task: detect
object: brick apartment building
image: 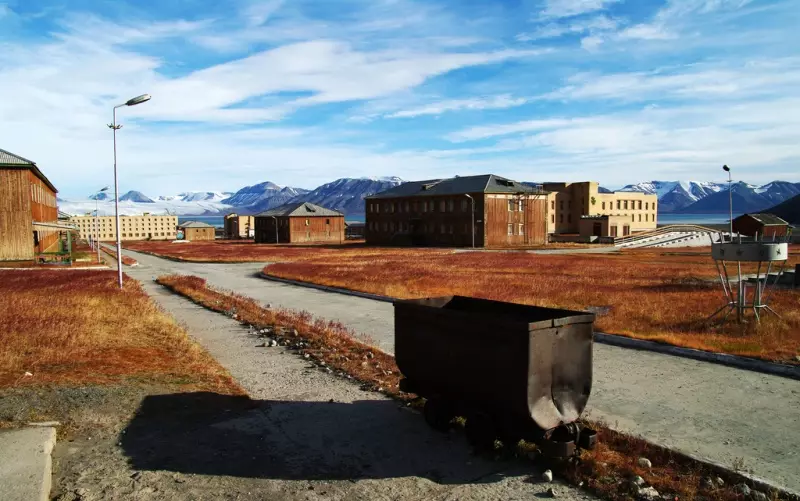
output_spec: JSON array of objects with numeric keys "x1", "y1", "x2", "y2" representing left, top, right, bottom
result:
[
  {"x1": 544, "y1": 182, "x2": 658, "y2": 237},
  {"x1": 364, "y1": 174, "x2": 548, "y2": 247},
  {"x1": 69, "y1": 213, "x2": 178, "y2": 241},
  {"x1": 0, "y1": 148, "x2": 63, "y2": 261}
]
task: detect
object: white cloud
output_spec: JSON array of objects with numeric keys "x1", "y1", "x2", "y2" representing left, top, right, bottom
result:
[
  {"x1": 618, "y1": 23, "x2": 676, "y2": 40},
  {"x1": 447, "y1": 118, "x2": 579, "y2": 142},
  {"x1": 539, "y1": 0, "x2": 622, "y2": 20},
  {"x1": 386, "y1": 94, "x2": 529, "y2": 118},
  {"x1": 241, "y1": 0, "x2": 285, "y2": 27},
  {"x1": 517, "y1": 15, "x2": 618, "y2": 41}
]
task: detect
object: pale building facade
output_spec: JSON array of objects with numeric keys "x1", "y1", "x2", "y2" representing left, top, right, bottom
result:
[
  {"x1": 69, "y1": 213, "x2": 178, "y2": 241},
  {"x1": 544, "y1": 182, "x2": 658, "y2": 237}
]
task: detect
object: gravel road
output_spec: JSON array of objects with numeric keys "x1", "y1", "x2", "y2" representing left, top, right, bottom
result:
[{"x1": 122, "y1": 248, "x2": 800, "y2": 492}]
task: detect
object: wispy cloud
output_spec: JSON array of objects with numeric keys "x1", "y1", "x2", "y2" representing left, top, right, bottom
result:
[
  {"x1": 386, "y1": 94, "x2": 529, "y2": 118},
  {"x1": 538, "y1": 0, "x2": 622, "y2": 20}
]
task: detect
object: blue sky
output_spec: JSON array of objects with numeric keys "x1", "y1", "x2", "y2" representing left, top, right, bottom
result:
[{"x1": 1, "y1": 0, "x2": 798, "y2": 197}]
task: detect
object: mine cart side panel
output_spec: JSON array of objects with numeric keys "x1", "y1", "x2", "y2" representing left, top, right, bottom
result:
[
  {"x1": 528, "y1": 321, "x2": 593, "y2": 431},
  {"x1": 395, "y1": 301, "x2": 531, "y2": 417}
]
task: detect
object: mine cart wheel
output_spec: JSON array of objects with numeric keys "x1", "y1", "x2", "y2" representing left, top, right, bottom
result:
[
  {"x1": 465, "y1": 412, "x2": 497, "y2": 451},
  {"x1": 423, "y1": 397, "x2": 454, "y2": 432}
]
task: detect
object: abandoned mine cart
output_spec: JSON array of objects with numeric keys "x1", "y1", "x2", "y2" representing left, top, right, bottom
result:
[{"x1": 395, "y1": 296, "x2": 596, "y2": 457}]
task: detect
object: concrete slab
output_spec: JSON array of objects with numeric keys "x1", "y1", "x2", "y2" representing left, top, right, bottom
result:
[{"x1": 0, "y1": 427, "x2": 56, "y2": 501}]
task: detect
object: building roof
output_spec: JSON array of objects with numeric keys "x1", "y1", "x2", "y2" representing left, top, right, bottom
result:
[
  {"x1": 0, "y1": 148, "x2": 58, "y2": 193},
  {"x1": 366, "y1": 174, "x2": 543, "y2": 199},
  {"x1": 739, "y1": 213, "x2": 789, "y2": 226},
  {"x1": 178, "y1": 220, "x2": 215, "y2": 228},
  {"x1": 254, "y1": 202, "x2": 343, "y2": 217}
]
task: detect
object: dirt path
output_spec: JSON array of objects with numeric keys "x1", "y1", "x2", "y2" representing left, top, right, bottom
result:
[
  {"x1": 122, "y1": 248, "x2": 800, "y2": 492},
  {"x1": 59, "y1": 272, "x2": 595, "y2": 501}
]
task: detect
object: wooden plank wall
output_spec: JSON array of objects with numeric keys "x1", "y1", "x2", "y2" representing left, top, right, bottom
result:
[
  {"x1": 185, "y1": 227, "x2": 215, "y2": 241},
  {"x1": 485, "y1": 194, "x2": 547, "y2": 247},
  {"x1": 28, "y1": 171, "x2": 60, "y2": 253},
  {"x1": 0, "y1": 169, "x2": 34, "y2": 260},
  {"x1": 289, "y1": 216, "x2": 344, "y2": 243}
]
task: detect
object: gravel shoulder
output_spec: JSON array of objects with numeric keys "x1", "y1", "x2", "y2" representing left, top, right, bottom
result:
[{"x1": 122, "y1": 248, "x2": 800, "y2": 492}]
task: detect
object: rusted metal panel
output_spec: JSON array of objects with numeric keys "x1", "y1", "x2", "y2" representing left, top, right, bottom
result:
[{"x1": 394, "y1": 296, "x2": 593, "y2": 432}]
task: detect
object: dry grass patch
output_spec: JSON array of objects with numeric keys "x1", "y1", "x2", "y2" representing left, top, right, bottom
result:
[
  {"x1": 0, "y1": 270, "x2": 239, "y2": 393},
  {"x1": 155, "y1": 274, "x2": 781, "y2": 501},
  {"x1": 263, "y1": 248, "x2": 800, "y2": 362}
]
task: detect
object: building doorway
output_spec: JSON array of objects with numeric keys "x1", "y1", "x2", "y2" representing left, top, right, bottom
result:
[
  {"x1": 592, "y1": 222, "x2": 602, "y2": 237},
  {"x1": 623, "y1": 225, "x2": 630, "y2": 236}
]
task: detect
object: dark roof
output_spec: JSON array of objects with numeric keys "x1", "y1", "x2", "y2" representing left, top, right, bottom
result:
[
  {"x1": 0, "y1": 148, "x2": 58, "y2": 193},
  {"x1": 738, "y1": 213, "x2": 789, "y2": 226},
  {"x1": 366, "y1": 174, "x2": 544, "y2": 199},
  {"x1": 254, "y1": 202, "x2": 343, "y2": 217},
  {"x1": 178, "y1": 221, "x2": 215, "y2": 228}
]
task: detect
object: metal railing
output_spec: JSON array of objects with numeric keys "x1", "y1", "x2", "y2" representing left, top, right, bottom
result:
[{"x1": 613, "y1": 224, "x2": 719, "y2": 248}]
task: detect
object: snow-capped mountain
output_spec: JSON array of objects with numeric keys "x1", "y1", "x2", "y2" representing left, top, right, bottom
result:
[
  {"x1": 677, "y1": 181, "x2": 800, "y2": 214},
  {"x1": 618, "y1": 181, "x2": 725, "y2": 212},
  {"x1": 119, "y1": 190, "x2": 155, "y2": 203},
  {"x1": 88, "y1": 192, "x2": 112, "y2": 201},
  {"x1": 156, "y1": 191, "x2": 233, "y2": 203},
  {"x1": 221, "y1": 182, "x2": 307, "y2": 208},
  {"x1": 58, "y1": 198, "x2": 231, "y2": 217},
  {"x1": 249, "y1": 177, "x2": 404, "y2": 216}
]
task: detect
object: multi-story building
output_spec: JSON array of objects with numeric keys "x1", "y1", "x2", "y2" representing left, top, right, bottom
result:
[
  {"x1": 223, "y1": 213, "x2": 254, "y2": 239},
  {"x1": 0, "y1": 148, "x2": 62, "y2": 261},
  {"x1": 365, "y1": 174, "x2": 548, "y2": 247},
  {"x1": 544, "y1": 182, "x2": 658, "y2": 237},
  {"x1": 68, "y1": 213, "x2": 178, "y2": 241}
]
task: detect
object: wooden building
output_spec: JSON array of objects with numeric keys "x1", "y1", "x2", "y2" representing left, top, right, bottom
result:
[
  {"x1": 254, "y1": 202, "x2": 344, "y2": 244},
  {"x1": 732, "y1": 213, "x2": 790, "y2": 238},
  {"x1": 365, "y1": 174, "x2": 548, "y2": 247},
  {"x1": 0, "y1": 148, "x2": 63, "y2": 261},
  {"x1": 178, "y1": 221, "x2": 216, "y2": 241},
  {"x1": 224, "y1": 213, "x2": 255, "y2": 239}
]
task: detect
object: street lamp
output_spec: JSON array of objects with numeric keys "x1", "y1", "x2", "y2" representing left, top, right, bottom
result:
[
  {"x1": 94, "y1": 186, "x2": 110, "y2": 263},
  {"x1": 464, "y1": 194, "x2": 475, "y2": 248},
  {"x1": 723, "y1": 165, "x2": 733, "y2": 239},
  {"x1": 108, "y1": 94, "x2": 151, "y2": 288},
  {"x1": 268, "y1": 215, "x2": 279, "y2": 243}
]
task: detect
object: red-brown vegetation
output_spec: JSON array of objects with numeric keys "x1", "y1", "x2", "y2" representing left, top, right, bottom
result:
[
  {"x1": 157, "y1": 274, "x2": 770, "y2": 501},
  {"x1": 0, "y1": 270, "x2": 239, "y2": 393}
]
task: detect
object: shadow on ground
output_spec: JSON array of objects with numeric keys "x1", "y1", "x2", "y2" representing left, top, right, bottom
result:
[{"x1": 120, "y1": 392, "x2": 516, "y2": 484}]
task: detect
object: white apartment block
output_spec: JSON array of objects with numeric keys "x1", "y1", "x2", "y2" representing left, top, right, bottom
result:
[{"x1": 69, "y1": 213, "x2": 178, "y2": 241}]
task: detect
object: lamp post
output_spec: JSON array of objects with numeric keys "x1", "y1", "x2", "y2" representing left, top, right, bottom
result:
[
  {"x1": 464, "y1": 194, "x2": 475, "y2": 248},
  {"x1": 94, "y1": 186, "x2": 110, "y2": 263},
  {"x1": 108, "y1": 94, "x2": 151, "y2": 288},
  {"x1": 723, "y1": 165, "x2": 733, "y2": 239},
  {"x1": 268, "y1": 216, "x2": 279, "y2": 243}
]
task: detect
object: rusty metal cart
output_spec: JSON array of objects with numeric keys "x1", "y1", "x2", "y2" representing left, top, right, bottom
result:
[{"x1": 395, "y1": 296, "x2": 596, "y2": 456}]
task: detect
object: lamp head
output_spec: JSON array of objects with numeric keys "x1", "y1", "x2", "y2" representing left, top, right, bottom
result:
[
  {"x1": 722, "y1": 165, "x2": 730, "y2": 172},
  {"x1": 125, "y1": 94, "x2": 151, "y2": 106}
]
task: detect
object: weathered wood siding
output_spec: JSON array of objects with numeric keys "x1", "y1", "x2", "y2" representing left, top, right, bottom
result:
[
  {"x1": 254, "y1": 216, "x2": 290, "y2": 243},
  {"x1": 733, "y1": 216, "x2": 789, "y2": 238},
  {"x1": 365, "y1": 194, "x2": 485, "y2": 247},
  {"x1": 288, "y1": 216, "x2": 344, "y2": 243},
  {"x1": 183, "y1": 227, "x2": 215, "y2": 241},
  {"x1": 0, "y1": 169, "x2": 34, "y2": 260},
  {"x1": 28, "y1": 170, "x2": 59, "y2": 252},
  {"x1": 484, "y1": 194, "x2": 547, "y2": 247}
]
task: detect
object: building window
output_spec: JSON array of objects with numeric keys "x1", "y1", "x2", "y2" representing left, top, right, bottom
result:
[
  {"x1": 508, "y1": 200, "x2": 514, "y2": 212},
  {"x1": 645, "y1": 214, "x2": 649, "y2": 222},
  {"x1": 404, "y1": 201, "x2": 410, "y2": 212},
  {"x1": 551, "y1": 215, "x2": 555, "y2": 224},
  {"x1": 440, "y1": 200, "x2": 446, "y2": 212},
  {"x1": 638, "y1": 214, "x2": 642, "y2": 222},
  {"x1": 447, "y1": 200, "x2": 453, "y2": 212},
  {"x1": 390, "y1": 222, "x2": 395, "y2": 232},
  {"x1": 507, "y1": 224, "x2": 513, "y2": 235},
  {"x1": 518, "y1": 223, "x2": 524, "y2": 235},
  {"x1": 560, "y1": 214, "x2": 564, "y2": 223},
  {"x1": 440, "y1": 224, "x2": 446, "y2": 234},
  {"x1": 645, "y1": 202, "x2": 649, "y2": 210},
  {"x1": 326, "y1": 219, "x2": 330, "y2": 225},
  {"x1": 518, "y1": 199, "x2": 523, "y2": 211},
  {"x1": 422, "y1": 201, "x2": 427, "y2": 212},
  {"x1": 560, "y1": 200, "x2": 564, "y2": 210},
  {"x1": 602, "y1": 201, "x2": 605, "y2": 210},
  {"x1": 567, "y1": 214, "x2": 572, "y2": 223},
  {"x1": 449, "y1": 224, "x2": 454, "y2": 234},
  {"x1": 461, "y1": 199, "x2": 468, "y2": 211},
  {"x1": 551, "y1": 200, "x2": 555, "y2": 210},
  {"x1": 617, "y1": 200, "x2": 621, "y2": 210},
  {"x1": 638, "y1": 200, "x2": 642, "y2": 210},
  {"x1": 624, "y1": 200, "x2": 628, "y2": 210},
  {"x1": 568, "y1": 200, "x2": 572, "y2": 210},
  {"x1": 305, "y1": 219, "x2": 310, "y2": 226},
  {"x1": 632, "y1": 215, "x2": 635, "y2": 222}
]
